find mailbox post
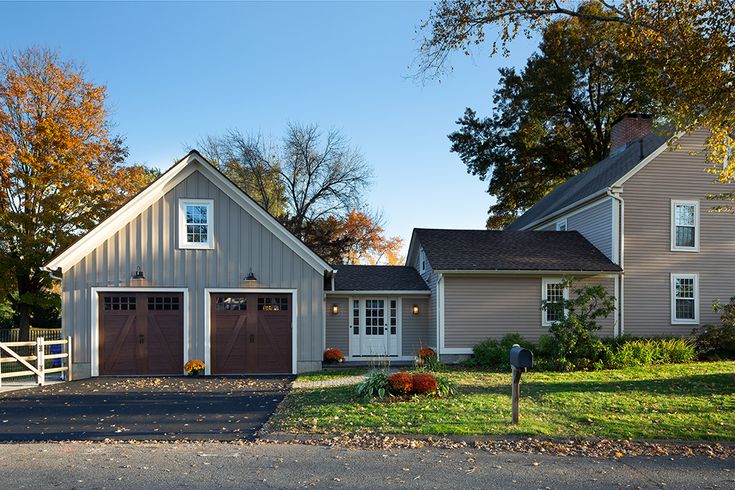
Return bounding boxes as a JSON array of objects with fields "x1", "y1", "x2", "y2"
[{"x1": 509, "y1": 344, "x2": 533, "y2": 424}]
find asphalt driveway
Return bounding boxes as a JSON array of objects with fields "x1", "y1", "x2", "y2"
[{"x1": 0, "y1": 376, "x2": 292, "y2": 442}]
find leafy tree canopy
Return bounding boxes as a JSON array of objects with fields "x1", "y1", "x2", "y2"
[
  {"x1": 421, "y1": 0, "x2": 735, "y2": 209},
  {"x1": 0, "y1": 47, "x2": 156, "y2": 338},
  {"x1": 448, "y1": 2, "x2": 656, "y2": 228}
]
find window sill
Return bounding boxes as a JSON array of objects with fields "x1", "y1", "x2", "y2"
[
  {"x1": 671, "y1": 319, "x2": 698, "y2": 325},
  {"x1": 670, "y1": 247, "x2": 699, "y2": 252}
]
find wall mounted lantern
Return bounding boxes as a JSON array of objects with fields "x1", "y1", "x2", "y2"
[
  {"x1": 331, "y1": 304, "x2": 340, "y2": 315},
  {"x1": 244, "y1": 269, "x2": 257, "y2": 282},
  {"x1": 412, "y1": 304, "x2": 420, "y2": 315},
  {"x1": 132, "y1": 266, "x2": 145, "y2": 280}
]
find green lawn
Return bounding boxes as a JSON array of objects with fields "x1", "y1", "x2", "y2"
[{"x1": 275, "y1": 362, "x2": 735, "y2": 441}]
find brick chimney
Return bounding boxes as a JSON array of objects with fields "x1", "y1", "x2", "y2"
[{"x1": 610, "y1": 113, "x2": 653, "y2": 155}]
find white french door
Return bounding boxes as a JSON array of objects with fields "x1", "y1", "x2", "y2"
[{"x1": 349, "y1": 298, "x2": 400, "y2": 358}]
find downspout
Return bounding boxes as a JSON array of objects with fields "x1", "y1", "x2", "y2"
[{"x1": 607, "y1": 188, "x2": 624, "y2": 337}]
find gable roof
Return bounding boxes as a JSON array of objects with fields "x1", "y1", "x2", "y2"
[
  {"x1": 45, "y1": 150, "x2": 333, "y2": 274},
  {"x1": 413, "y1": 228, "x2": 621, "y2": 273},
  {"x1": 507, "y1": 130, "x2": 672, "y2": 230},
  {"x1": 331, "y1": 265, "x2": 430, "y2": 292}
]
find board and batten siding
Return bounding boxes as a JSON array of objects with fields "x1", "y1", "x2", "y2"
[
  {"x1": 324, "y1": 295, "x2": 430, "y2": 357},
  {"x1": 621, "y1": 129, "x2": 735, "y2": 336},
  {"x1": 61, "y1": 166, "x2": 325, "y2": 378},
  {"x1": 442, "y1": 274, "x2": 616, "y2": 348},
  {"x1": 534, "y1": 198, "x2": 614, "y2": 261}
]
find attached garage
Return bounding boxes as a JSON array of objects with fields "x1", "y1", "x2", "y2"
[
  {"x1": 209, "y1": 292, "x2": 293, "y2": 374},
  {"x1": 47, "y1": 152, "x2": 331, "y2": 380},
  {"x1": 98, "y1": 291, "x2": 185, "y2": 375}
]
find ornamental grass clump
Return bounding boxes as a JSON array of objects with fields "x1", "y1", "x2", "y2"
[{"x1": 184, "y1": 359, "x2": 205, "y2": 376}]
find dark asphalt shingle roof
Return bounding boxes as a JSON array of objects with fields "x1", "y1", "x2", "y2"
[
  {"x1": 508, "y1": 130, "x2": 671, "y2": 230},
  {"x1": 333, "y1": 265, "x2": 430, "y2": 291},
  {"x1": 414, "y1": 229, "x2": 621, "y2": 272}
]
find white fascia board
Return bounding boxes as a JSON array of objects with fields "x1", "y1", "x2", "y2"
[
  {"x1": 46, "y1": 153, "x2": 333, "y2": 275},
  {"x1": 405, "y1": 230, "x2": 420, "y2": 266},
  {"x1": 326, "y1": 290, "x2": 431, "y2": 296}
]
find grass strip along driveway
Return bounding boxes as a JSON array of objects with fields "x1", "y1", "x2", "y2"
[{"x1": 273, "y1": 362, "x2": 735, "y2": 441}]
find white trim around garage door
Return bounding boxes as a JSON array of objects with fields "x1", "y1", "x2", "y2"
[
  {"x1": 90, "y1": 287, "x2": 190, "y2": 377},
  {"x1": 204, "y1": 288, "x2": 298, "y2": 375}
]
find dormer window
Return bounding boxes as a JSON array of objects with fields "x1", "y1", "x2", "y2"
[{"x1": 179, "y1": 199, "x2": 214, "y2": 249}]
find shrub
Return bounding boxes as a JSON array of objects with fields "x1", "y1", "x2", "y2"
[
  {"x1": 323, "y1": 348, "x2": 344, "y2": 363},
  {"x1": 470, "y1": 334, "x2": 535, "y2": 369},
  {"x1": 184, "y1": 359, "x2": 205, "y2": 376},
  {"x1": 542, "y1": 278, "x2": 616, "y2": 370},
  {"x1": 387, "y1": 371, "x2": 413, "y2": 395},
  {"x1": 434, "y1": 373, "x2": 456, "y2": 397},
  {"x1": 411, "y1": 373, "x2": 438, "y2": 394},
  {"x1": 693, "y1": 297, "x2": 735, "y2": 359},
  {"x1": 355, "y1": 371, "x2": 390, "y2": 399}
]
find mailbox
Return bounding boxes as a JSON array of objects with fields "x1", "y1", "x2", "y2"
[{"x1": 509, "y1": 344, "x2": 533, "y2": 371}]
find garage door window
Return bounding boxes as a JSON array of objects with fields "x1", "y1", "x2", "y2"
[
  {"x1": 258, "y1": 297, "x2": 288, "y2": 311},
  {"x1": 148, "y1": 296, "x2": 180, "y2": 310},
  {"x1": 215, "y1": 297, "x2": 247, "y2": 311},
  {"x1": 104, "y1": 296, "x2": 136, "y2": 310}
]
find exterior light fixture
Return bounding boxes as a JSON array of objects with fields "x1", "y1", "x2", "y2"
[
  {"x1": 412, "y1": 304, "x2": 420, "y2": 315},
  {"x1": 331, "y1": 304, "x2": 339, "y2": 315},
  {"x1": 244, "y1": 269, "x2": 257, "y2": 282},
  {"x1": 132, "y1": 266, "x2": 145, "y2": 280}
]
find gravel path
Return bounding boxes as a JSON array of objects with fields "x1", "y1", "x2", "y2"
[{"x1": 292, "y1": 375, "x2": 367, "y2": 389}]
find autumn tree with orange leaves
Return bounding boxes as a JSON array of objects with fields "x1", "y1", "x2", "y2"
[{"x1": 0, "y1": 48, "x2": 156, "y2": 340}]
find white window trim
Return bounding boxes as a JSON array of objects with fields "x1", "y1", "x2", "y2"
[
  {"x1": 670, "y1": 199, "x2": 699, "y2": 252},
  {"x1": 670, "y1": 273, "x2": 699, "y2": 325},
  {"x1": 555, "y1": 219, "x2": 568, "y2": 231},
  {"x1": 419, "y1": 247, "x2": 427, "y2": 273},
  {"x1": 541, "y1": 278, "x2": 569, "y2": 327},
  {"x1": 178, "y1": 198, "x2": 214, "y2": 250}
]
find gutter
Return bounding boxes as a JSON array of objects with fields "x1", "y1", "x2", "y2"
[{"x1": 41, "y1": 266, "x2": 62, "y2": 282}]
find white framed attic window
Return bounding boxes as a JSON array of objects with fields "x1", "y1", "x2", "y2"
[
  {"x1": 671, "y1": 273, "x2": 699, "y2": 324},
  {"x1": 419, "y1": 248, "x2": 427, "y2": 273},
  {"x1": 178, "y1": 199, "x2": 214, "y2": 249},
  {"x1": 542, "y1": 278, "x2": 569, "y2": 327},
  {"x1": 671, "y1": 200, "x2": 699, "y2": 251},
  {"x1": 555, "y1": 219, "x2": 568, "y2": 231}
]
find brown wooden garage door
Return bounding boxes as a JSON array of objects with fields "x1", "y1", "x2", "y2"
[
  {"x1": 211, "y1": 293, "x2": 292, "y2": 374},
  {"x1": 99, "y1": 292, "x2": 184, "y2": 375}
]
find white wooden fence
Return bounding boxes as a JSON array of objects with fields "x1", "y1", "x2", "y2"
[{"x1": 0, "y1": 336, "x2": 72, "y2": 386}]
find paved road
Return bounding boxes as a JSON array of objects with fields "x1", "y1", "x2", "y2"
[
  {"x1": 0, "y1": 377, "x2": 291, "y2": 441},
  {"x1": 0, "y1": 441, "x2": 732, "y2": 489}
]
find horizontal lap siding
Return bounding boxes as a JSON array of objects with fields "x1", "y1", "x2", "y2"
[
  {"x1": 567, "y1": 199, "x2": 613, "y2": 260},
  {"x1": 325, "y1": 297, "x2": 349, "y2": 354},
  {"x1": 621, "y1": 129, "x2": 735, "y2": 336},
  {"x1": 443, "y1": 275, "x2": 616, "y2": 347},
  {"x1": 62, "y1": 165, "x2": 325, "y2": 378},
  {"x1": 402, "y1": 297, "x2": 430, "y2": 356}
]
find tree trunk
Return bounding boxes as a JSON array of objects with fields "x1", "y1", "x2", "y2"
[{"x1": 18, "y1": 302, "x2": 31, "y2": 342}]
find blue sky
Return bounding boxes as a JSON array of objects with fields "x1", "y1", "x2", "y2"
[{"x1": 2, "y1": 1, "x2": 536, "y2": 255}]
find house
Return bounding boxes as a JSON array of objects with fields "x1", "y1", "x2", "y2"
[
  {"x1": 507, "y1": 115, "x2": 735, "y2": 338},
  {"x1": 46, "y1": 116, "x2": 735, "y2": 377}
]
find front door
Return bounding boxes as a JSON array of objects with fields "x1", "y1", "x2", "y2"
[{"x1": 349, "y1": 298, "x2": 400, "y2": 358}]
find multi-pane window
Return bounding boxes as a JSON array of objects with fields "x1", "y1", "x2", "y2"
[
  {"x1": 555, "y1": 219, "x2": 567, "y2": 231},
  {"x1": 672, "y1": 201, "x2": 698, "y2": 250},
  {"x1": 542, "y1": 279, "x2": 567, "y2": 326},
  {"x1": 352, "y1": 300, "x2": 360, "y2": 335},
  {"x1": 104, "y1": 296, "x2": 136, "y2": 311},
  {"x1": 148, "y1": 296, "x2": 180, "y2": 311},
  {"x1": 364, "y1": 299, "x2": 385, "y2": 335},
  {"x1": 179, "y1": 199, "x2": 214, "y2": 249},
  {"x1": 215, "y1": 296, "x2": 247, "y2": 311},
  {"x1": 257, "y1": 296, "x2": 288, "y2": 312},
  {"x1": 672, "y1": 274, "x2": 698, "y2": 323},
  {"x1": 389, "y1": 299, "x2": 397, "y2": 335}
]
